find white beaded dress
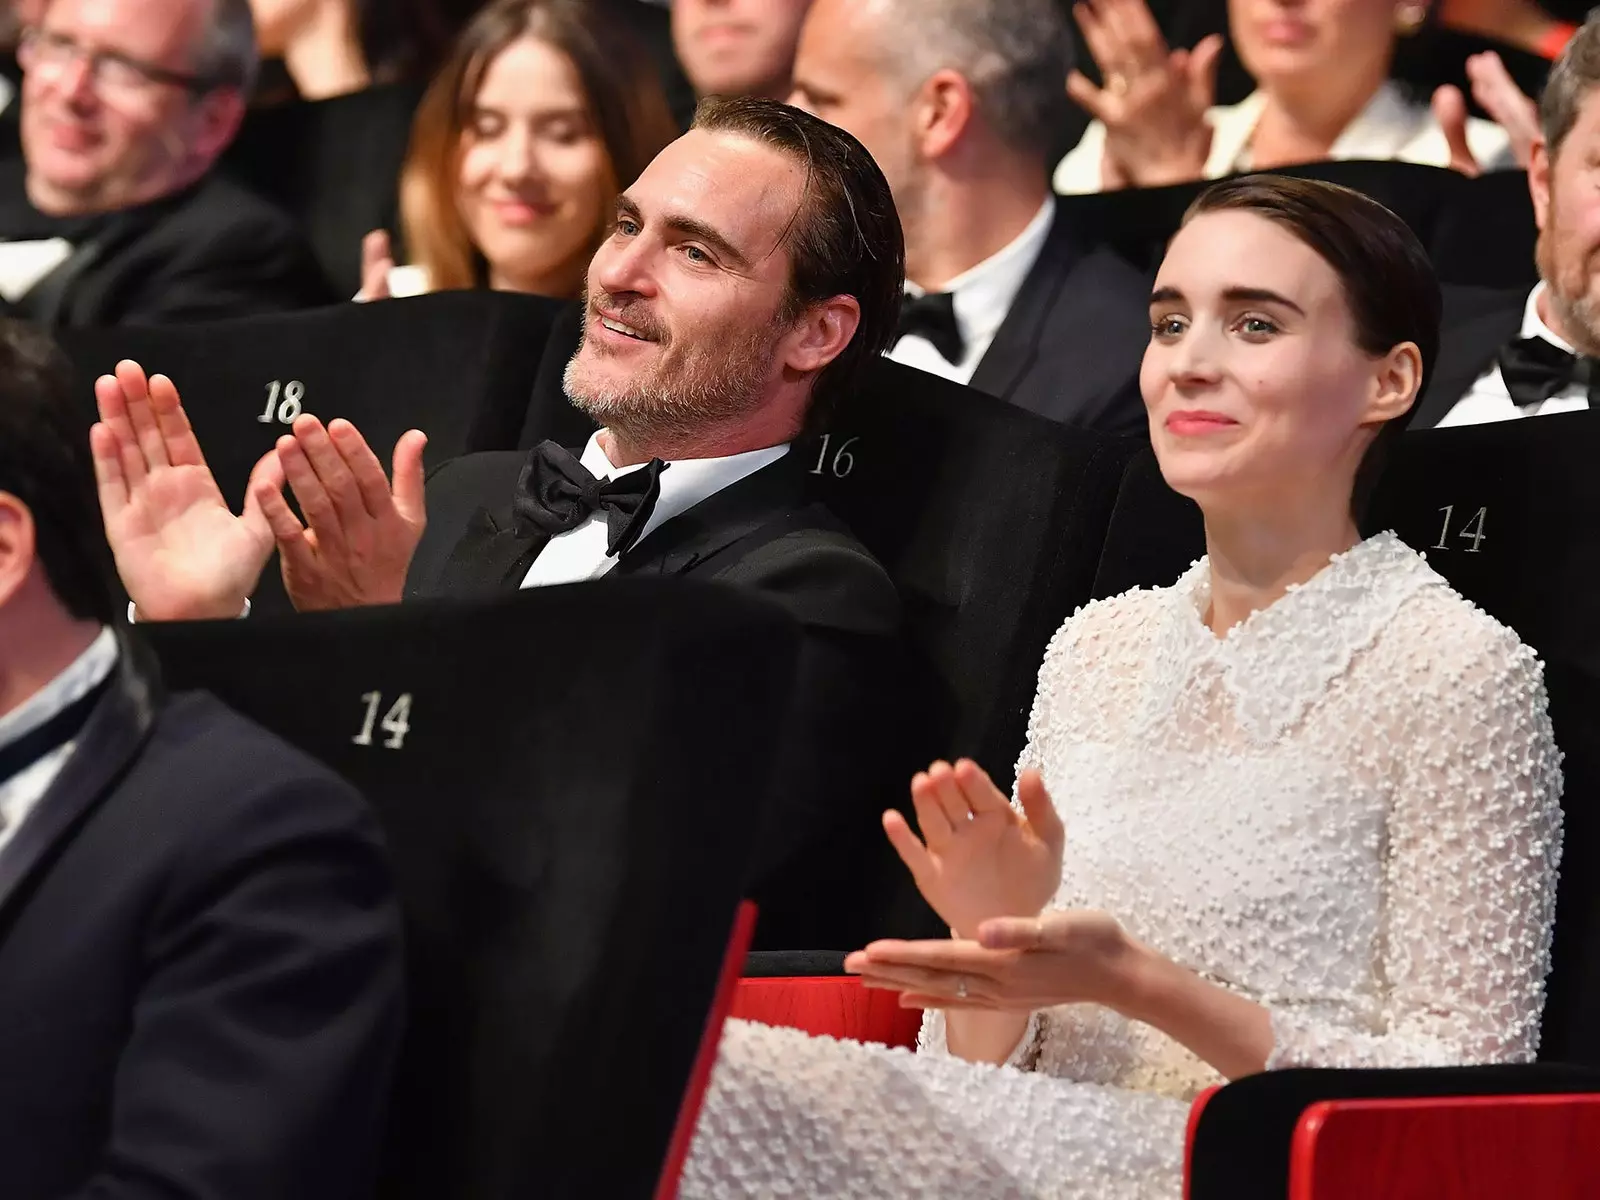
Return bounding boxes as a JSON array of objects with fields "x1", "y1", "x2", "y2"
[{"x1": 681, "y1": 532, "x2": 1564, "y2": 1200}]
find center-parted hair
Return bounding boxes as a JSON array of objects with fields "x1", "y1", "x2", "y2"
[
  {"x1": 690, "y1": 96, "x2": 906, "y2": 430},
  {"x1": 1180, "y1": 175, "x2": 1440, "y2": 513}
]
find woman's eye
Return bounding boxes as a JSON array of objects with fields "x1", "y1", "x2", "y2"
[
  {"x1": 1151, "y1": 316, "x2": 1185, "y2": 337},
  {"x1": 1237, "y1": 316, "x2": 1279, "y2": 336}
]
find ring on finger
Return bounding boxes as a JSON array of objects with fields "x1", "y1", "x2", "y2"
[
  {"x1": 1105, "y1": 72, "x2": 1128, "y2": 96},
  {"x1": 955, "y1": 976, "x2": 969, "y2": 1000}
]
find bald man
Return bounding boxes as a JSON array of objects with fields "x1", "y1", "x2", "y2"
[{"x1": 791, "y1": 0, "x2": 1153, "y2": 433}]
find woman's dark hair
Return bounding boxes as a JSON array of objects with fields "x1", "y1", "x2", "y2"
[
  {"x1": 0, "y1": 320, "x2": 114, "y2": 625},
  {"x1": 1180, "y1": 175, "x2": 1441, "y2": 517},
  {"x1": 399, "y1": 0, "x2": 680, "y2": 292},
  {"x1": 691, "y1": 96, "x2": 906, "y2": 431},
  {"x1": 357, "y1": 0, "x2": 458, "y2": 84}
]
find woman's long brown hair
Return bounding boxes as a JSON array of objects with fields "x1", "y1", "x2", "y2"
[{"x1": 398, "y1": 0, "x2": 679, "y2": 293}]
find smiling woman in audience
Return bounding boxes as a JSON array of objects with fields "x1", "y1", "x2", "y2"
[
  {"x1": 1055, "y1": 0, "x2": 1521, "y2": 192},
  {"x1": 680, "y1": 175, "x2": 1564, "y2": 1198},
  {"x1": 356, "y1": 0, "x2": 678, "y2": 301}
]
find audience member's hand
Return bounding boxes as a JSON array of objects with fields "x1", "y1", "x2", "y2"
[
  {"x1": 356, "y1": 229, "x2": 395, "y2": 303},
  {"x1": 884, "y1": 760, "x2": 1065, "y2": 941},
  {"x1": 90, "y1": 361, "x2": 278, "y2": 621},
  {"x1": 1435, "y1": 51, "x2": 1540, "y2": 175},
  {"x1": 255, "y1": 415, "x2": 427, "y2": 611},
  {"x1": 845, "y1": 910, "x2": 1138, "y2": 1013},
  {"x1": 1066, "y1": 0, "x2": 1221, "y2": 188}
]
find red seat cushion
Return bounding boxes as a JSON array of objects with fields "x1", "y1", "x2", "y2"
[{"x1": 731, "y1": 976, "x2": 924, "y2": 1048}]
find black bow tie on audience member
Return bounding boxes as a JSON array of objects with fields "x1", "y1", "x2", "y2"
[
  {"x1": 512, "y1": 440, "x2": 670, "y2": 558},
  {"x1": 893, "y1": 290, "x2": 964, "y2": 365},
  {"x1": 1497, "y1": 335, "x2": 1600, "y2": 407}
]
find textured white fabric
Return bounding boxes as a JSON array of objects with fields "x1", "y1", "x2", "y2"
[
  {"x1": 683, "y1": 532, "x2": 1563, "y2": 1198},
  {"x1": 1055, "y1": 81, "x2": 1514, "y2": 194},
  {"x1": 0, "y1": 627, "x2": 118, "y2": 859},
  {"x1": 887, "y1": 196, "x2": 1056, "y2": 386},
  {"x1": 1436, "y1": 283, "x2": 1591, "y2": 427}
]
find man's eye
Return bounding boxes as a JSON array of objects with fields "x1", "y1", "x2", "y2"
[
  {"x1": 616, "y1": 218, "x2": 639, "y2": 236},
  {"x1": 683, "y1": 245, "x2": 709, "y2": 264}
]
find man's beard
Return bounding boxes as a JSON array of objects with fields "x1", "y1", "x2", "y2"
[
  {"x1": 1536, "y1": 223, "x2": 1600, "y2": 356},
  {"x1": 563, "y1": 294, "x2": 787, "y2": 448}
]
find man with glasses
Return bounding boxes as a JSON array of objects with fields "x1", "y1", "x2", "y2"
[{"x1": 0, "y1": 0, "x2": 328, "y2": 326}]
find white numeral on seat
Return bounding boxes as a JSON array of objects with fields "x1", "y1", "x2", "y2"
[
  {"x1": 1432, "y1": 504, "x2": 1488, "y2": 553},
  {"x1": 353, "y1": 690, "x2": 413, "y2": 750},
  {"x1": 810, "y1": 433, "x2": 859, "y2": 478},
  {"x1": 257, "y1": 379, "x2": 306, "y2": 425}
]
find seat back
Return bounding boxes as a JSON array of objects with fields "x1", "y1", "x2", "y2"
[
  {"x1": 1089, "y1": 447, "x2": 1206, "y2": 600},
  {"x1": 1363, "y1": 413, "x2": 1600, "y2": 1066},
  {"x1": 1429, "y1": 170, "x2": 1538, "y2": 290},
  {"x1": 222, "y1": 84, "x2": 425, "y2": 296},
  {"x1": 58, "y1": 292, "x2": 562, "y2": 612},
  {"x1": 140, "y1": 580, "x2": 799, "y2": 1199},
  {"x1": 803, "y1": 358, "x2": 1143, "y2": 787}
]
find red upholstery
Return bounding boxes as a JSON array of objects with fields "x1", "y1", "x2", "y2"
[
  {"x1": 1289, "y1": 1093, "x2": 1600, "y2": 1200},
  {"x1": 730, "y1": 976, "x2": 924, "y2": 1048},
  {"x1": 1182, "y1": 1086, "x2": 1221, "y2": 1200},
  {"x1": 654, "y1": 901, "x2": 760, "y2": 1200}
]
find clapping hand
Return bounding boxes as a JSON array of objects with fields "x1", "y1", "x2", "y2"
[
  {"x1": 1066, "y1": 0, "x2": 1222, "y2": 188},
  {"x1": 255, "y1": 416, "x2": 428, "y2": 611},
  {"x1": 91, "y1": 361, "x2": 279, "y2": 621},
  {"x1": 884, "y1": 760, "x2": 1065, "y2": 941},
  {"x1": 1435, "y1": 50, "x2": 1540, "y2": 175},
  {"x1": 846, "y1": 910, "x2": 1139, "y2": 1013},
  {"x1": 355, "y1": 229, "x2": 395, "y2": 302}
]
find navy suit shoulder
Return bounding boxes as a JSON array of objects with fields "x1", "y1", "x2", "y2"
[
  {"x1": 0, "y1": 673, "x2": 404, "y2": 1200},
  {"x1": 969, "y1": 206, "x2": 1151, "y2": 435}
]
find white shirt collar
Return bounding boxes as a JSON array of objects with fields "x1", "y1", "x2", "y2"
[
  {"x1": 577, "y1": 430, "x2": 790, "y2": 553},
  {"x1": 0, "y1": 627, "x2": 118, "y2": 755},
  {"x1": 1215, "y1": 81, "x2": 1429, "y2": 175},
  {"x1": 905, "y1": 195, "x2": 1056, "y2": 351},
  {"x1": 1522, "y1": 282, "x2": 1576, "y2": 353}
]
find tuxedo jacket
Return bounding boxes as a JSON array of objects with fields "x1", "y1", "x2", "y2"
[
  {"x1": 0, "y1": 160, "x2": 332, "y2": 328},
  {"x1": 0, "y1": 634, "x2": 405, "y2": 1200},
  {"x1": 407, "y1": 449, "x2": 938, "y2": 950},
  {"x1": 967, "y1": 205, "x2": 1152, "y2": 436},
  {"x1": 1410, "y1": 283, "x2": 1529, "y2": 430}
]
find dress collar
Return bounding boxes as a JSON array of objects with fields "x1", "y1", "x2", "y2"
[{"x1": 1216, "y1": 81, "x2": 1428, "y2": 175}]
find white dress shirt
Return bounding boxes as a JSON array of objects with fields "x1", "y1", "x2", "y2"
[
  {"x1": 0, "y1": 626, "x2": 118, "y2": 860},
  {"x1": 520, "y1": 431, "x2": 790, "y2": 588},
  {"x1": 1055, "y1": 81, "x2": 1515, "y2": 194},
  {"x1": 1434, "y1": 283, "x2": 1590, "y2": 427},
  {"x1": 886, "y1": 196, "x2": 1056, "y2": 386}
]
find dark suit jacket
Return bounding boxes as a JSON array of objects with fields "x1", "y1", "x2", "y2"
[
  {"x1": 967, "y1": 204, "x2": 1152, "y2": 436},
  {"x1": 1411, "y1": 283, "x2": 1529, "y2": 430},
  {"x1": 0, "y1": 633, "x2": 405, "y2": 1200},
  {"x1": 407, "y1": 449, "x2": 935, "y2": 949},
  {"x1": 0, "y1": 160, "x2": 332, "y2": 327}
]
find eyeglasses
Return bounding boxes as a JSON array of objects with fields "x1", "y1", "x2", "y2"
[{"x1": 17, "y1": 27, "x2": 217, "y2": 102}]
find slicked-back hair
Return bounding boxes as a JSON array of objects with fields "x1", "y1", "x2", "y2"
[
  {"x1": 0, "y1": 319, "x2": 115, "y2": 624},
  {"x1": 691, "y1": 96, "x2": 905, "y2": 430},
  {"x1": 1182, "y1": 175, "x2": 1440, "y2": 517}
]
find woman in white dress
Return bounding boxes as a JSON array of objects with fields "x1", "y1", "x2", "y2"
[
  {"x1": 680, "y1": 175, "x2": 1564, "y2": 1199},
  {"x1": 1054, "y1": 0, "x2": 1528, "y2": 193}
]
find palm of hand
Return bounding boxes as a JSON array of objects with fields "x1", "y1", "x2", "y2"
[
  {"x1": 112, "y1": 467, "x2": 270, "y2": 617},
  {"x1": 924, "y1": 809, "x2": 1062, "y2": 940}
]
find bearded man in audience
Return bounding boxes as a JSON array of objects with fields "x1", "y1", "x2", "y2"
[
  {"x1": 0, "y1": 0, "x2": 328, "y2": 326},
  {"x1": 0, "y1": 318, "x2": 402, "y2": 1200},
  {"x1": 789, "y1": 0, "x2": 1152, "y2": 433},
  {"x1": 1415, "y1": 14, "x2": 1600, "y2": 428},
  {"x1": 92, "y1": 96, "x2": 928, "y2": 950}
]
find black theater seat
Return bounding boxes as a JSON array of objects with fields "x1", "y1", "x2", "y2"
[{"x1": 140, "y1": 581, "x2": 800, "y2": 1200}]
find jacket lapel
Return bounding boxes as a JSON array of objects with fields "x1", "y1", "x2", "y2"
[
  {"x1": 436, "y1": 502, "x2": 552, "y2": 598},
  {"x1": 0, "y1": 631, "x2": 160, "y2": 924},
  {"x1": 1412, "y1": 292, "x2": 1526, "y2": 430},
  {"x1": 967, "y1": 208, "x2": 1085, "y2": 402}
]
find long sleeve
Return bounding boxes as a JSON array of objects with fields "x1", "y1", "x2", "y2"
[{"x1": 1266, "y1": 630, "x2": 1564, "y2": 1070}]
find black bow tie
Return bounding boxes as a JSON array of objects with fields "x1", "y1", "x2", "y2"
[
  {"x1": 894, "y1": 290, "x2": 964, "y2": 365},
  {"x1": 512, "y1": 440, "x2": 669, "y2": 559},
  {"x1": 1497, "y1": 336, "x2": 1600, "y2": 407},
  {"x1": 0, "y1": 673, "x2": 108, "y2": 796}
]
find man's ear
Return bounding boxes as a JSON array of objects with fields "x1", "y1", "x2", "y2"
[
  {"x1": 781, "y1": 294, "x2": 861, "y2": 377},
  {"x1": 0, "y1": 492, "x2": 38, "y2": 612},
  {"x1": 1529, "y1": 134, "x2": 1552, "y2": 233},
  {"x1": 913, "y1": 68, "x2": 975, "y2": 160},
  {"x1": 188, "y1": 87, "x2": 246, "y2": 163},
  {"x1": 1366, "y1": 341, "x2": 1424, "y2": 427}
]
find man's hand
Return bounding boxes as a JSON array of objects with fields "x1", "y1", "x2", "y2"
[
  {"x1": 1435, "y1": 51, "x2": 1540, "y2": 176},
  {"x1": 90, "y1": 360, "x2": 276, "y2": 621},
  {"x1": 256, "y1": 415, "x2": 427, "y2": 611}
]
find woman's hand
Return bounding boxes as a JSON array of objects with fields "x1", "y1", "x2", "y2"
[
  {"x1": 355, "y1": 229, "x2": 395, "y2": 302},
  {"x1": 1066, "y1": 0, "x2": 1222, "y2": 188},
  {"x1": 885, "y1": 760, "x2": 1065, "y2": 940},
  {"x1": 1434, "y1": 51, "x2": 1540, "y2": 175},
  {"x1": 846, "y1": 910, "x2": 1142, "y2": 1013}
]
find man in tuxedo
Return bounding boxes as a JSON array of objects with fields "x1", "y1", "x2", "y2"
[
  {"x1": 671, "y1": 0, "x2": 811, "y2": 105},
  {"x1": 0, "y1": 319, "x2": 403, "y2": 1198},
  {"x1": 788, "y1": 0, "x2": 1153, "y2": 434},
  {"x1": 0, "y1": 0, "x2": 329, "y2": 326},
  {"x1": 93, "y1": 96, "x2": 931, "y2": 949},
  {"x1": 1415, "y1": 14, "x2": 1600, "y2": 428}
]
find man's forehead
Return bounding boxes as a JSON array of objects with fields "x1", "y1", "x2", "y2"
[
  {"x1": 626, "y1": 130, "x2": 806, "y2": 264},
  {"x1": 45, "y1": 0, "x2": 198, "y2": 50}
]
